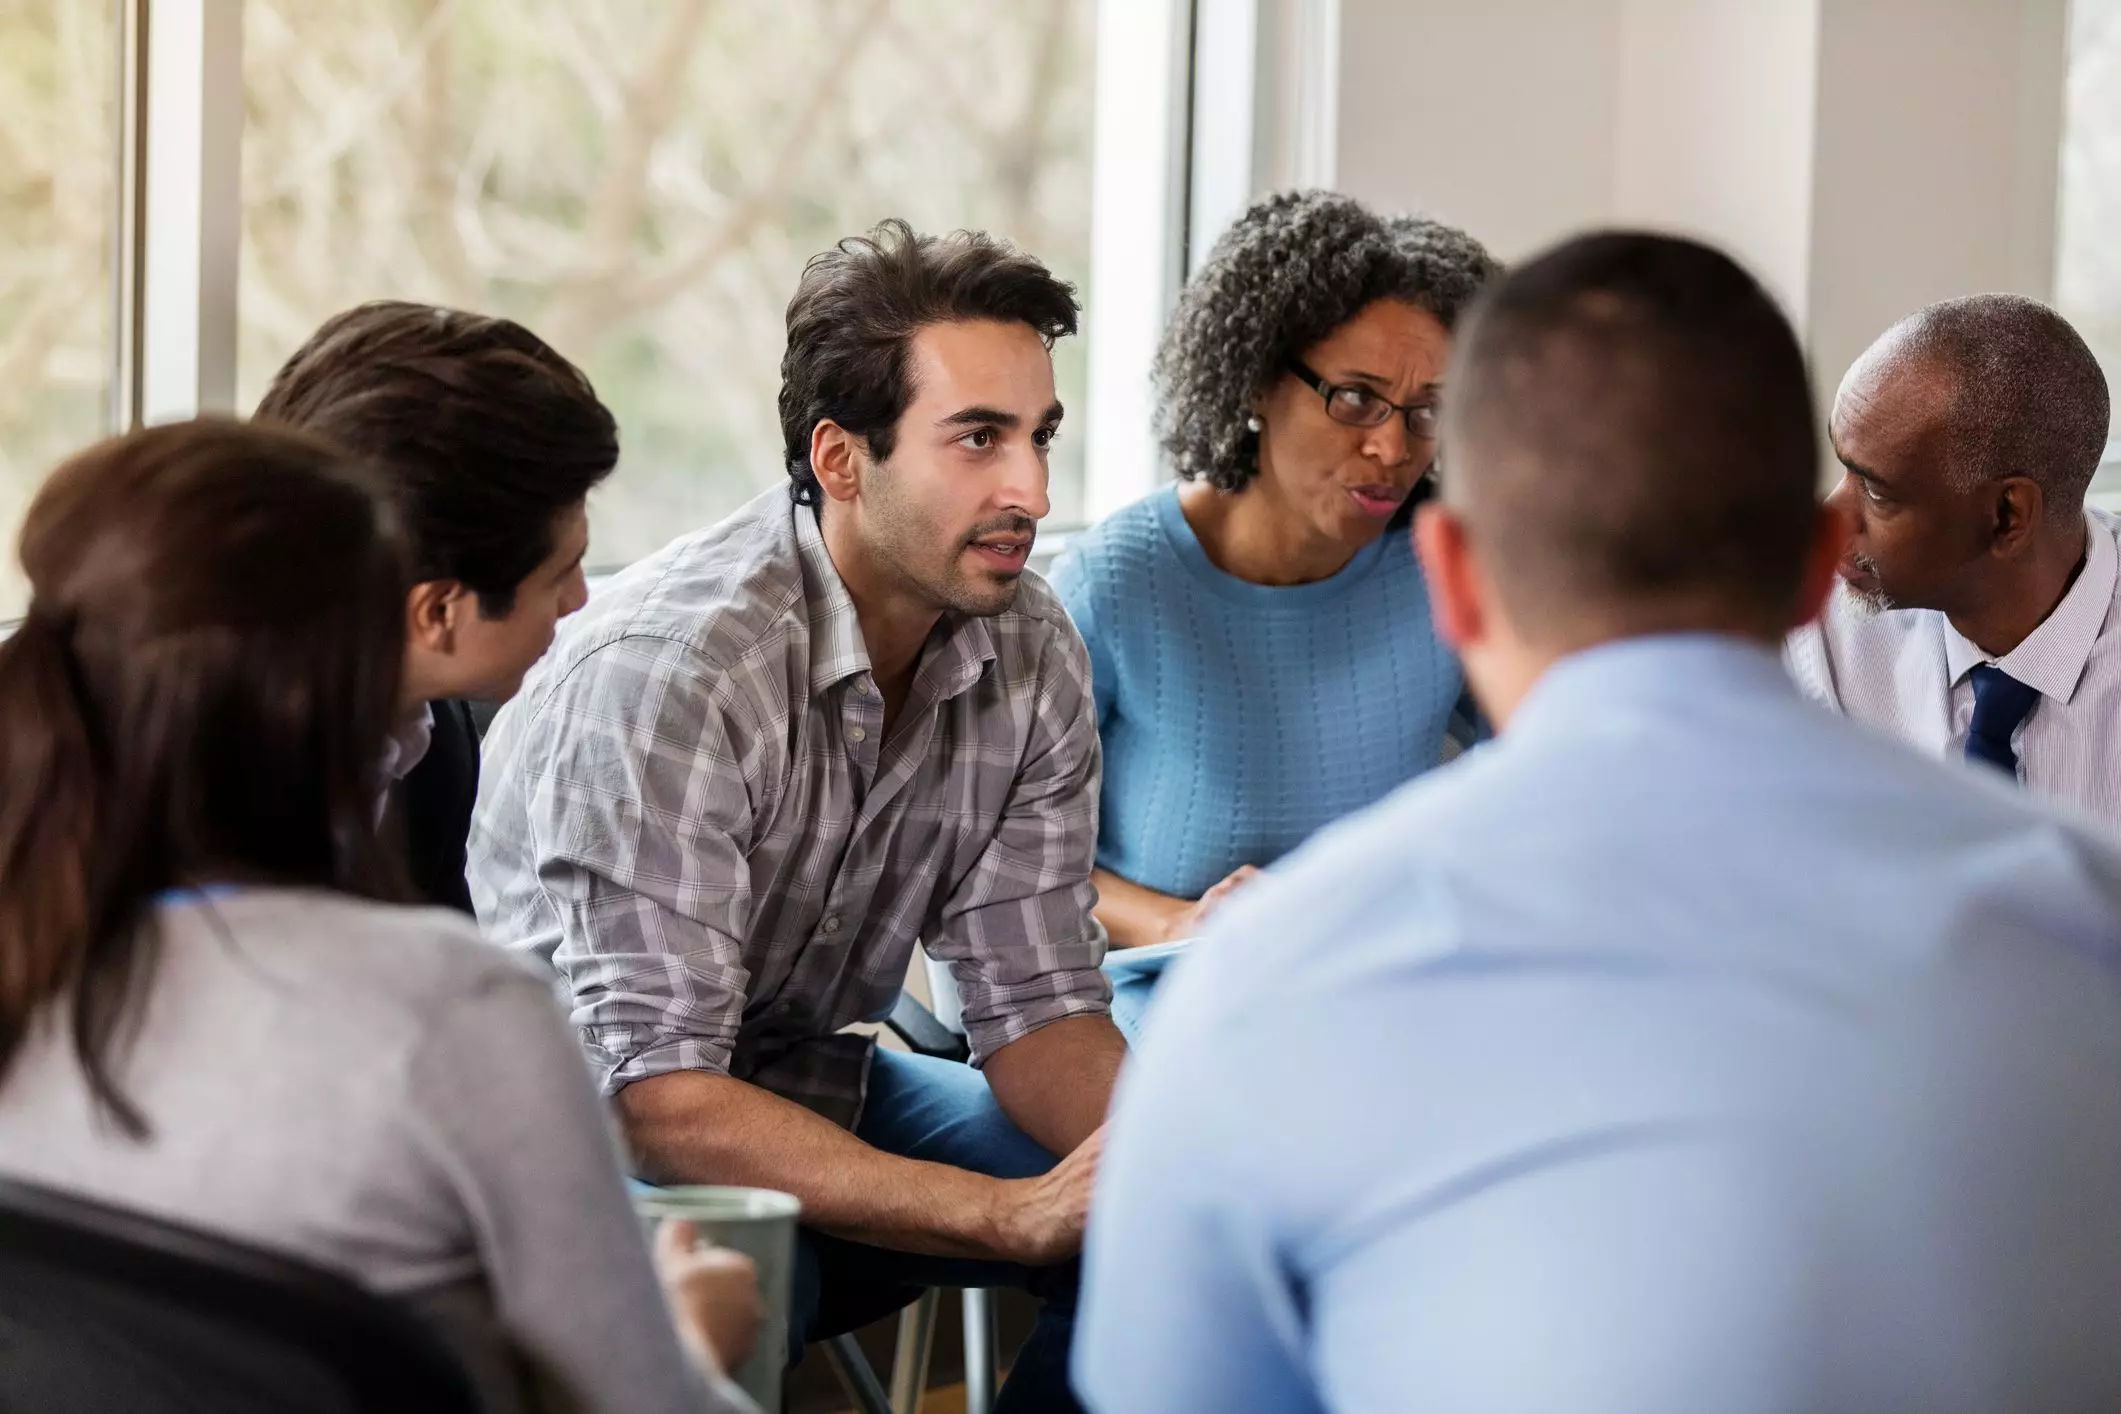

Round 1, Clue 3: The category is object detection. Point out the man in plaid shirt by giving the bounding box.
[472,220,1126,1412]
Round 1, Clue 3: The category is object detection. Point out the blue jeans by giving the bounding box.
[789,1048,1080,1414]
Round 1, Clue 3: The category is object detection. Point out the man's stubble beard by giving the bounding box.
[866,475,1025,620]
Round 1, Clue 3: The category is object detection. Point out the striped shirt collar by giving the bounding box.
[792,499,999,703]
[1943,509,2118,704]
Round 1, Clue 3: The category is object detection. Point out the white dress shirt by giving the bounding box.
[378,702,436,783]
[1787,508,2121,830]
[372,702,436,827]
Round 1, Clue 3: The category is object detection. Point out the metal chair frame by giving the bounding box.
[818,980,998,1414]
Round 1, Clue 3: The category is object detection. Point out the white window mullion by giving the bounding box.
[1192,0,1341,269]
[141,0,243,425]
[1084,0,1194,521]
[1285,0,1341,192]
[1188,0,1259,275]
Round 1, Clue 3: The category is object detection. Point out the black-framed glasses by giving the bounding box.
[1287,359,1440,439]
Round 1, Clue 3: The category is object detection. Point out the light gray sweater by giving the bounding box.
[0,888,749,1414]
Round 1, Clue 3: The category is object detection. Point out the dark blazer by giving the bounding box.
[395,699,481,915]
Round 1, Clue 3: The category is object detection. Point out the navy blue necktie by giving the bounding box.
[1965,664,2040,778]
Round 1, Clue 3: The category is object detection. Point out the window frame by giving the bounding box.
[110,0,1317,529]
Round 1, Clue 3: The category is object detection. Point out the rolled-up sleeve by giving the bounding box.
[927,622,1112,1064]
[509,635,765,1096]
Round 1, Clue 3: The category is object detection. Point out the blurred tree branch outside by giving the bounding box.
[0,0,1095,615]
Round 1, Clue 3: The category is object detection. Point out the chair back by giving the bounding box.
[0,1177,481,1414]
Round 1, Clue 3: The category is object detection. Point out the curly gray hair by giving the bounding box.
[1157,189,1501,490]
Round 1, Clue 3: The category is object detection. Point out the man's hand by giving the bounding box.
[654,1219,766,1375]
[1163,865,1262,942]
[985,1124,1107,1265]
[626,1069,1123,1260]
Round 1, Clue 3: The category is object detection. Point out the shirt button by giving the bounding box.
[848,725,867,743]
[820,915,842,935]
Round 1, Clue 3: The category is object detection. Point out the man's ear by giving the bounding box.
[406,580,466,656]
[1414,503,1484,654]
[1792,502,1853,629]
[810,421,869,505]
[1990,476,2045,557]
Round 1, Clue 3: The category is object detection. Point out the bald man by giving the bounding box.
[1787,295,2121,828]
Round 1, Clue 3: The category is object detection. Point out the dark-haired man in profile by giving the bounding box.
[1787,295,2121,827]
[1078,233,2121,1412]
[473,221,1124,1411]
[255,302,617,911]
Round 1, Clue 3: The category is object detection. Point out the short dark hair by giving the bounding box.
[1873,294,2110,520]
[1445,231,1819,640]
[254,301,618,617]
[0,418,408,1135]
[1157,190,1500,492]
[778,218,1080,505]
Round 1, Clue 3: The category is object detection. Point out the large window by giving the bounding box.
[239,0,1099,569]
[2058,0,2121,508]
[0,0,116,614]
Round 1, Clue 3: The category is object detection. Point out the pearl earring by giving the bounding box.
[1245,413,1263,433]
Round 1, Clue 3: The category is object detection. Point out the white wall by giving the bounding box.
[1610,0,1820,317]
[1804,0,2067,411]
[1336,0,1621,261]
[1332,0,2069,418]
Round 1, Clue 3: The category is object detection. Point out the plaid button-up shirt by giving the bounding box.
[469,488,1112,1128]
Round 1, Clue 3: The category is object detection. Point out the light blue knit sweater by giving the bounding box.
[1048,485,1464,901]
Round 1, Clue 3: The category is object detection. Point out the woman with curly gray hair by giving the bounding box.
[1052,190,1499,980]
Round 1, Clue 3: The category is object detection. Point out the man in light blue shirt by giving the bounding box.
[1075,232,2121,1414]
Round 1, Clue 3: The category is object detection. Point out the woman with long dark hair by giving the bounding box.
[0,419,755,1413]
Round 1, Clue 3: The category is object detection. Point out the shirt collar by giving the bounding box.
[1510,633,1796,744]
[794,502,874,694]
[378,703,436,783]
[791,498,999,703]
[1942,509,2117,704]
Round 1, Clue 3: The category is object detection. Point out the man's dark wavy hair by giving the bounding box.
[778,218,1080,506]
[256,301,617,618]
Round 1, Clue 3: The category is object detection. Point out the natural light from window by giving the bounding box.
[0,0,116,615]
[238,0,1099,571]
[2056,0,2121,507]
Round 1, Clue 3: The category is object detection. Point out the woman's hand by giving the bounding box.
[1093,865,1264,949]
[1161,864,1262,942]
[654,1218,766,1376]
